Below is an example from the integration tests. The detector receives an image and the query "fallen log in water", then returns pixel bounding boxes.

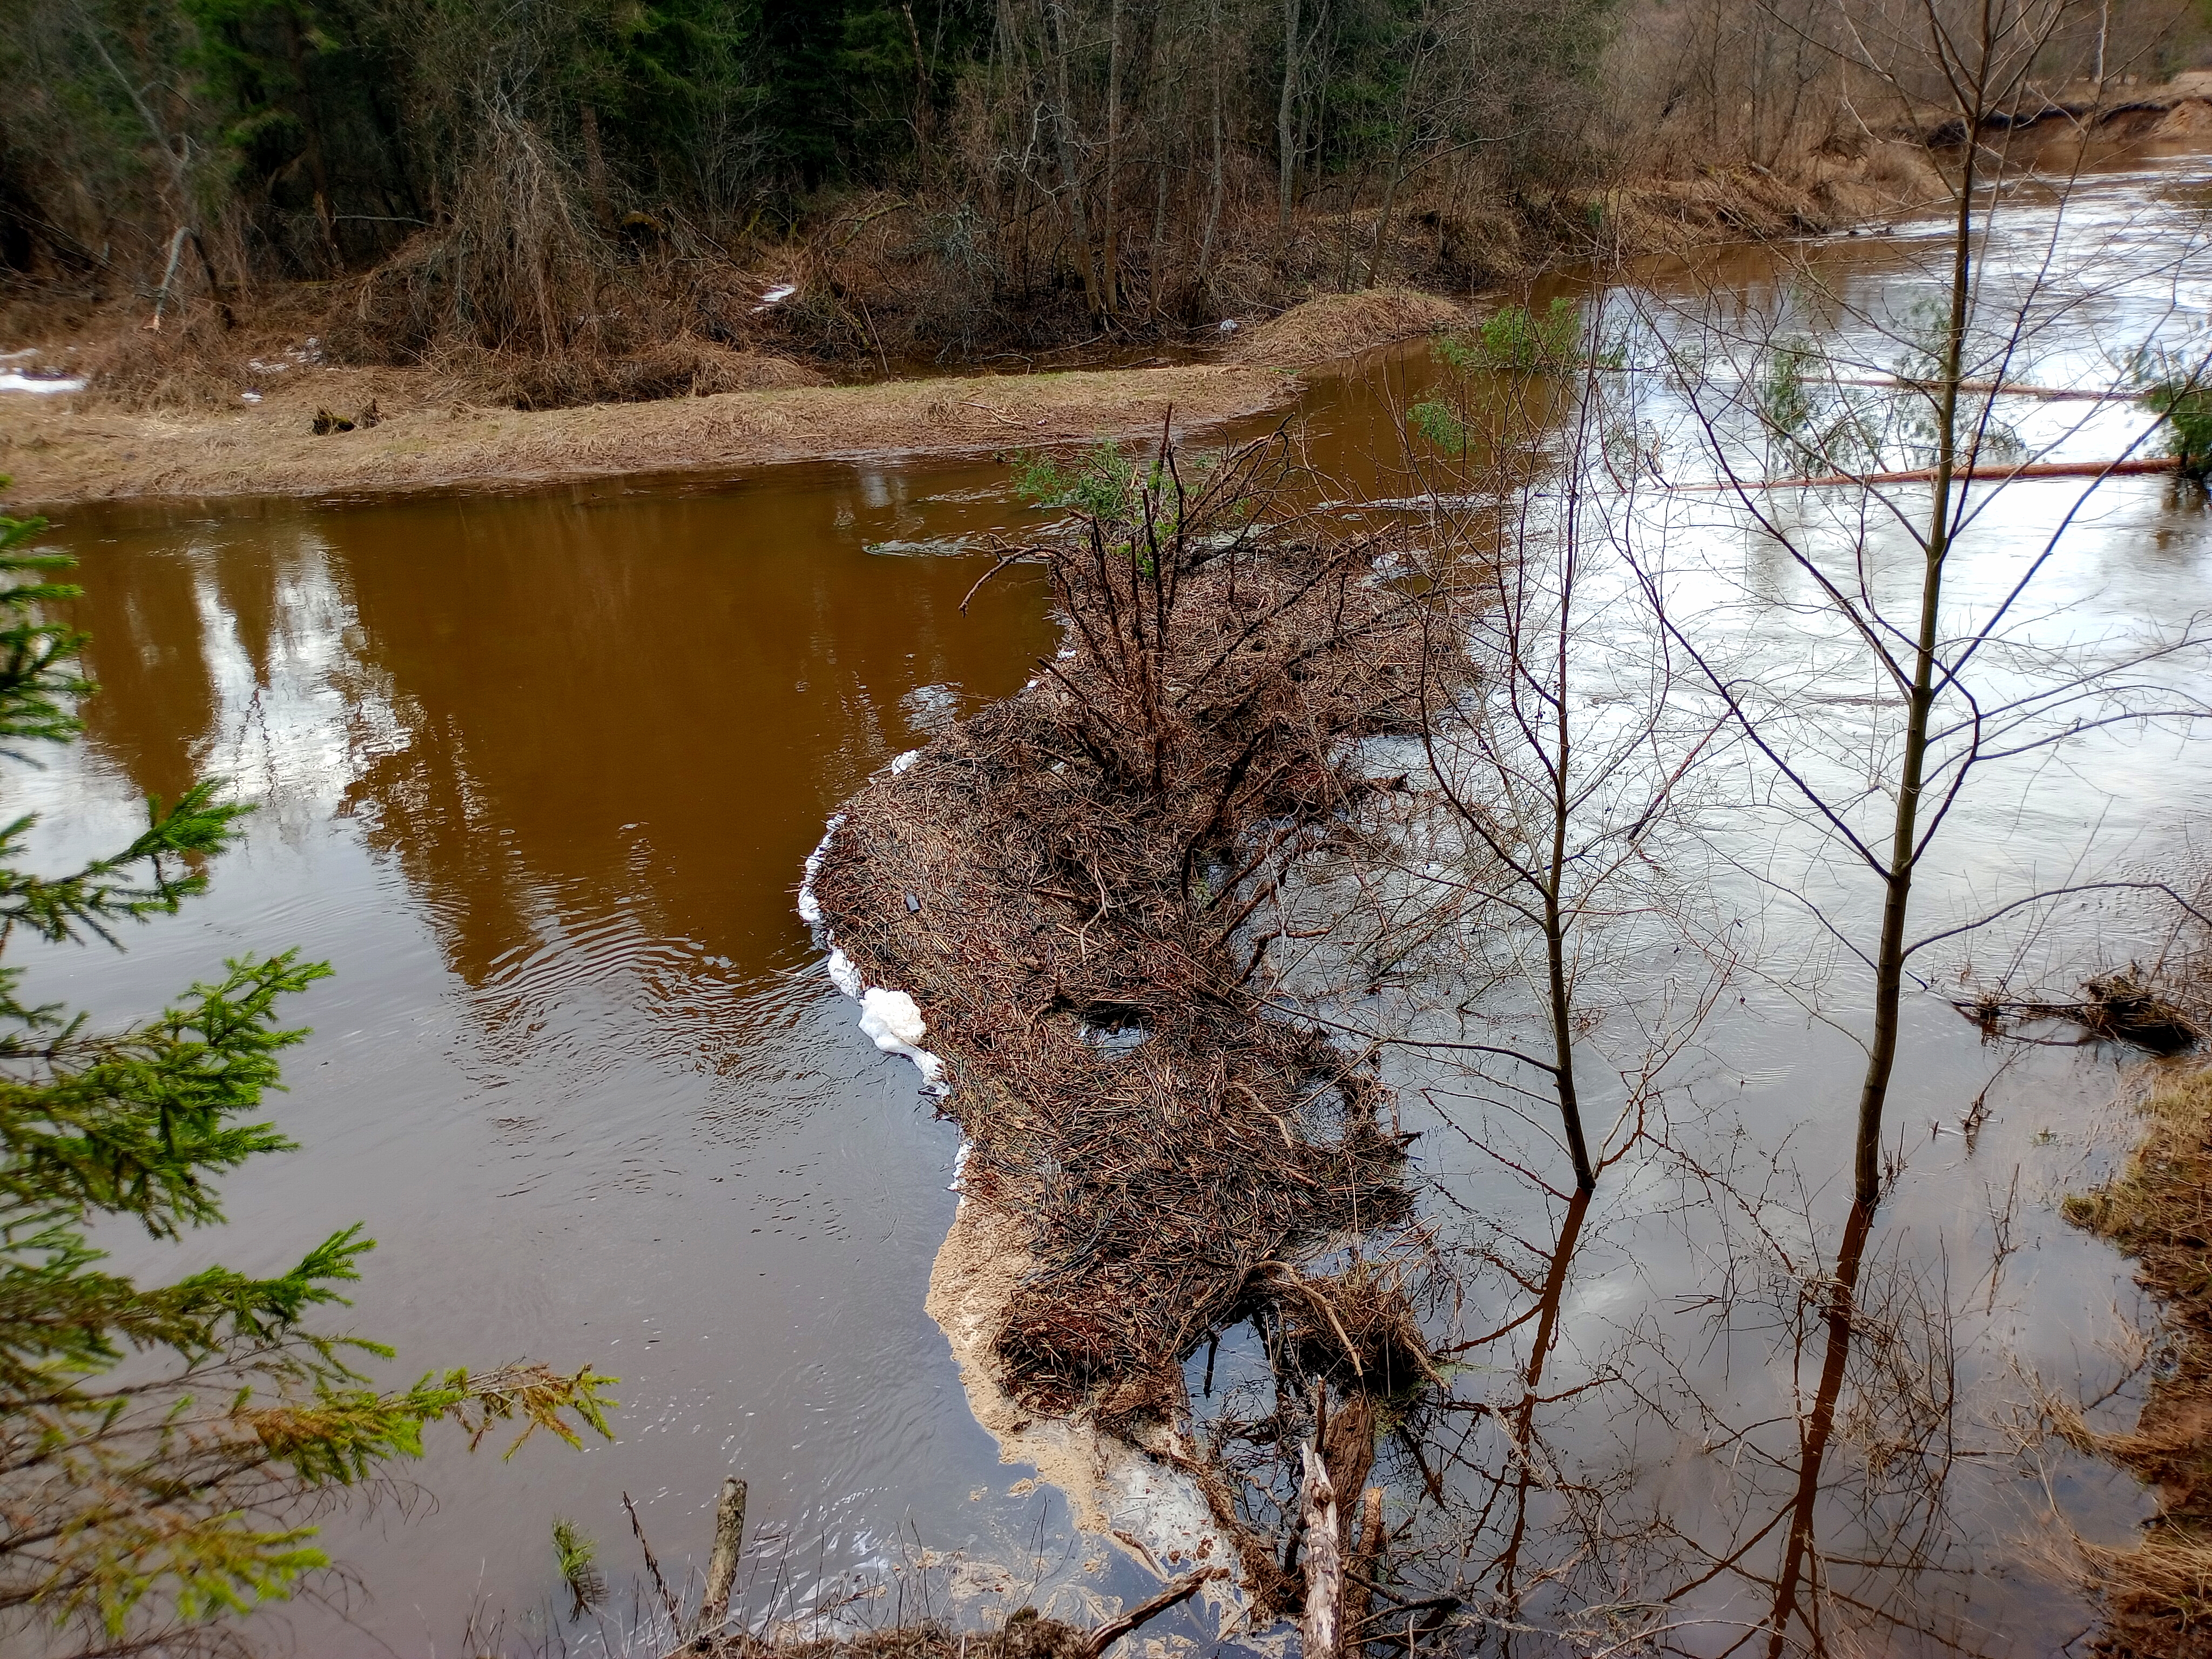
[697,1476,748,1638]
[1827,376,2134,402]
[1674,456,2180,492]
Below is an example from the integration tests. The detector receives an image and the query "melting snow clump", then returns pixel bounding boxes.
[0,373,85,395]
[799,812,950,1094]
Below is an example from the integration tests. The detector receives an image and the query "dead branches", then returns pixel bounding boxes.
[812,434,1445,1604]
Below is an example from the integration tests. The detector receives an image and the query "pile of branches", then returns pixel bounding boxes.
[1960,965,2204,1054]
[812,430,1446,1599]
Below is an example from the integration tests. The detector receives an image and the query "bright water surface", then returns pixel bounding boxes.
[16,148,2212,1656]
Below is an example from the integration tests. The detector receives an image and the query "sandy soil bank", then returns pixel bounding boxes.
[0,358,1304,511]
[1224,288,1468,367]
[925,1199,1242,1606]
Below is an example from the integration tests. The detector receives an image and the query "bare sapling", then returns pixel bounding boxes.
[1395,296,1727,1193]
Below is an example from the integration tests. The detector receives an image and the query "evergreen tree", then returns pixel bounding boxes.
[0,483,614,1657]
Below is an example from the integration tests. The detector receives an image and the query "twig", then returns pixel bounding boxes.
[1084,1567,1224,1657]
[624,1490,683,1634]
[960,548,1036,612]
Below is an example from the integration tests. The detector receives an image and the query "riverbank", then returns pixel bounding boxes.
[0,357,1309,511]
[2065,1060,2212,1658]
[0,132,2027,517]
[17,97,2212,515]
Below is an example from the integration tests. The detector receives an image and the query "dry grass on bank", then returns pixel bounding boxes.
[1226,289,1469,367]
[0,356,1299,510]
[811,435,1443,1610]
[2063,1063,2212,1658]
[64,295,834,415]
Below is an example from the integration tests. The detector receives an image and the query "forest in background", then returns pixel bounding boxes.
[0,0,2205,401]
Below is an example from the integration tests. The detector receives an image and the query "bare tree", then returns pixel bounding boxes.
[1373,302,1733,1193]
[1626,0,2212,1211]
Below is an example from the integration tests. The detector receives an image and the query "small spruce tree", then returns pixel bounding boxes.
[0,484,614,1656]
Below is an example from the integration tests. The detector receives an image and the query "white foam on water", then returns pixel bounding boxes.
[860,985,927,1048]
[800,812,951,1094]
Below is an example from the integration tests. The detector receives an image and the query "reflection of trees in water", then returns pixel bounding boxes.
[63,492,1056,1023]
[71,547,217,808]
[1315,1149,2045,1659]
[73,530,359,835]
[1163,943,2038,1658]
[1623,1187,1970,1658]
[318,492,1054,992]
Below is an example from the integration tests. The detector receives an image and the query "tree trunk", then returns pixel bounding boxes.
[1042,0,1104,316]
[696,1476,747,1636]
[1277,0,1301,231]
[1104,0,1123,315]
[1365,154,1404,289]
[579,103,613,232]
[1197,0,1225,296]
[1547,538,1596,1192]
[901,1,934,166]
[1298,1442,1342,1659]
[1851,109,1978,1211]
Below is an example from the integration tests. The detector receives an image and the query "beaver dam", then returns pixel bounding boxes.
[809,433,1453,1627]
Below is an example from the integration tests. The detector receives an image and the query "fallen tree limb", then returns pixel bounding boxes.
[1084,1567,1224,1657]
[1675,456,2179,492]
[695,1476,747,1637]
[1827,375,2132,402]
[1299,1443,1343,1659]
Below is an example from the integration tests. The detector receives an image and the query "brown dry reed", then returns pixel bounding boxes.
[811,429,1447,1607]
[2063,1062,2212,1657]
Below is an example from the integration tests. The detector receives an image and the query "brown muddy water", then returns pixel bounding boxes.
[14,150,2212,1656]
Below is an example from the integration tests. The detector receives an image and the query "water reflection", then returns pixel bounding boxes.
[1190,153,2212,1657]
[72,543,216,808]
[38,470,1090,1655]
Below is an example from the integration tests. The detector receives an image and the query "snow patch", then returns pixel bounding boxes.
[0,373,84,395]
[891,747,923,773]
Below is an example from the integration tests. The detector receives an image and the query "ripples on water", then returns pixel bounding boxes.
[18,152,2212,1655]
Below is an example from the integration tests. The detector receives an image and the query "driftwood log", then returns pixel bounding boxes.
[1083,1567,1224,1658]
[698,1476,748,1636]
[1299,1444,1344,1659]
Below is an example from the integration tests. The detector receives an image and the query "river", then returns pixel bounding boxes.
[16,147,2212,1656]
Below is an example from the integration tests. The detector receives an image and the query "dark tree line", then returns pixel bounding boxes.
[1,0,2197,367]
[0,0,1613,351]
